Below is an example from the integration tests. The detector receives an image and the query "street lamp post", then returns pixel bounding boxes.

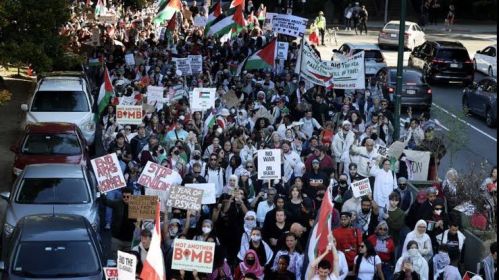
[393,0,406,140]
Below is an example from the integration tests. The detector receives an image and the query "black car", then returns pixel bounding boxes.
[408,41,474,85]
[462,77,497,127]
[0,214,106,280]
[375,67,432,110]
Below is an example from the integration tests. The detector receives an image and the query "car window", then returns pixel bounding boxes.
[31,91,89,112]
[436,48,470,60]
[17,178,90,204]
[12,241,100,278]
[421,43,433,56]
[21,133,82,155]
[414,24,422,31]
[490,47,496,57]
[383,23,409,31]
[389,70,425,84]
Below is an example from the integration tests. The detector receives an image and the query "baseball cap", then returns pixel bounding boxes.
[312,159,320,165]
[397,177,407,184]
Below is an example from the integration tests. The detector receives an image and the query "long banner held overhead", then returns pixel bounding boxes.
[272,14,308,37]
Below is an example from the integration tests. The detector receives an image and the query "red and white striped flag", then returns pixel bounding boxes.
[140,202,165,280]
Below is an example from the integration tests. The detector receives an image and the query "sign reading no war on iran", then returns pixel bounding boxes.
[272,14,308,37]
[257,149,282,180]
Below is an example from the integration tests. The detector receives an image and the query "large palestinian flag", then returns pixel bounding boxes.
[237,38,276,74]
[205,4,245,37]
[153,0,182,25]
[207,0,223,24]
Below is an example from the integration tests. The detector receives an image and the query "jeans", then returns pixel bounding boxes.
[382,263,394,280]
[105,189,122,224]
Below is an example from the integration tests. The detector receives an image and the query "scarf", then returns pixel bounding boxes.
[357,211,371,232]
[375,221,390,241]
[433,252,450,274]
[239,250,264,279]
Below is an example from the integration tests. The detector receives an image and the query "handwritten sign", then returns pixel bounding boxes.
[351,178,371,198]
[189,55,203,74]
[147,86,166,110]
[257,149,282,180]
[117,251,136,280]
[116,105,143,125]
[128,195,158,220]
[272,14,308,37]
[276,41,289,60]
[138,161,179,191]
[172,239,215,273]
[172,57,192,75]
[185,183,216,204]
[91,153,126,193]
[167,186,204,211]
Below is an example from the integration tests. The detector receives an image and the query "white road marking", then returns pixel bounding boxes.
[432,102,497,142]
[433,119,449,131]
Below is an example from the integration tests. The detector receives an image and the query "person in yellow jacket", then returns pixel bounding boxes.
[314,11,327,46]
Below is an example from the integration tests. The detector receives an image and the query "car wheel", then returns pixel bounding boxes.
[462,96,471,115]
[488,66,494,77]
[485,108,496,127]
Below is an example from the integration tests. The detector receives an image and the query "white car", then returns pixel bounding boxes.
[332,42,387,77]
[378,20,426,50]
[21,75,96,145]
[474,44,497,77]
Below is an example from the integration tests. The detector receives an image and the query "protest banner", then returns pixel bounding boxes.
[172,57,192,75]
[116,105,143,125]
[327,51,365,89]
[193,15,208,27]
[403,149,431,181]
[276,41,289,60]
[124,53,135,66]
[167,186,204,211]
[91,153,126,193]
[272,14,308,37]
[189,55,203,74]
[117,251,136,280]
[263,12,277,31]
[351,178,372,198]
[185,183,216,204]
[147,85,166,110]
[191,88,216,111]
[104,267,118,280]
[172,239,215,273]
[128,195,158,220]
[257,149,282,180]
[98,14,117,24]
[139,161,183,212]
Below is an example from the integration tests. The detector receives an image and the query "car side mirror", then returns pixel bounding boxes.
[0,192,10,201]
[476,50,481,54]
[21,104,28,112]
[332,49,339,53]
[9,144,18,153]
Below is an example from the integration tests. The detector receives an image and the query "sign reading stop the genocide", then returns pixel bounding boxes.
[351,178,372,198]
[257,149,282,180]
[138,161,179,191]
[90,153,126,193]
[172,239,215,273]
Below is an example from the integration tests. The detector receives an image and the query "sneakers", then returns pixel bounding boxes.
[105,223,111,230]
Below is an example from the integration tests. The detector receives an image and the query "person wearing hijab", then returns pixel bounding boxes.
[393,257,422,280]
[238,212,274,266]
[395,241,429,280]
[402,220,433,262]
[367,221,396,280]
[429,244,450,280]
[235,250,265,280]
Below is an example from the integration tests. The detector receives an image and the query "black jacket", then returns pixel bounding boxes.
[102,195,136,242]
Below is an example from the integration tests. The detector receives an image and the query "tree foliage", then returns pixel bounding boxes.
[0,0,71,72]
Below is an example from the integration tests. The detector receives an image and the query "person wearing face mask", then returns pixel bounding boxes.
[395,241,429,280]
[426,199,449,252]
[238,226,274,267]
[235,250,265,280]
[429,244,450,280]
[394,177,413,214]
[186,150,206,174]
[333,174,353,211]
[332,120,355,177]
[193,219,219,244]
[367,221,396,280]
[402,220,434,262]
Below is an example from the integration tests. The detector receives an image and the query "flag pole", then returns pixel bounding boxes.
[297,37,305,84]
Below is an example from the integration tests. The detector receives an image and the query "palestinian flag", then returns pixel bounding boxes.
[166,12,177,31]
[204,7,237,37]
[303,187,335,279]
[153,0,182,25]
[203,109,217,137]
[207,0,223,23]
[237,38,276,74]
[199,90,211,99]
[96,67,114,120]
[230,0,245,9]
[231,4,247,35]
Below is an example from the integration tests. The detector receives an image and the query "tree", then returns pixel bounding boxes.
[0,0,71,73]
[433,107,469,167]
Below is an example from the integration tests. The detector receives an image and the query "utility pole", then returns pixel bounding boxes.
[384,0,389,23]
[393,0,406,140]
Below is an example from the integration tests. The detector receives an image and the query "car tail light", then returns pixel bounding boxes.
[464,60,473,64]
[388,87,395,93]
[432,59,445,64]
[404,32,409,37]
[427,88,432,95]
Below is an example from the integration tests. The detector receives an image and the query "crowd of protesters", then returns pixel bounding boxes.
[57,1,498,280]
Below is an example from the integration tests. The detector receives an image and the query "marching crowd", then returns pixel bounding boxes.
[60,1,497,280]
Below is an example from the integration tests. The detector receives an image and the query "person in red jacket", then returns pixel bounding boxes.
[333,212,363,272]
[367,221,396,280]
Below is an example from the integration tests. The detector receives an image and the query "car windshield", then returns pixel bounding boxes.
[383,23,410,31]
[17,178,90,204]
[22,133,82,155]
[31,91,89,112]
[12,241,100,278]
[390,70,425,84]
[436,49,470,60]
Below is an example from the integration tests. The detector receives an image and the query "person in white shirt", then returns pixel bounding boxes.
[350,138,379,178]
[255,188,277,226]
[282,141,303,184]
[240,140,257,165]
[202,153,225,198]
[353,241,384,280]
[370,158,398,212]
[332,120,355,176]
[300,110,323,139]
[402,220,434,262]
[306,237,341,280]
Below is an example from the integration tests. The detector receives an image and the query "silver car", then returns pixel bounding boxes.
[1,164,99,251]
[378,20,426,50]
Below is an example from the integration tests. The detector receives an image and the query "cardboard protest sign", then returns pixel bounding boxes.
[172,239,215,273]
[167,186,204,211]
[185,183,216,204]
[124,53,135,66]
[388,141,406,159]
[140,161,183,212]
[117,251,136,280]
[172,57,192,75]
[276,41,289,60]
[98,14,117,24]
[91,153,126,193]
[191,88,216,111]
[103,267,118,280]
[257,149,282,180]
[189,55,203,74]
[147,86,166,110]
[271,14,308,37]
[351,178,372,198]
[221,89,240,108]
[403,149,431,181]
[116,105,143,125]
[128,195,158,220]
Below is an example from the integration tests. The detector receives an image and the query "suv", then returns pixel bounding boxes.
[332,43,387,77]
[408,41,474,85]
[21,74,96,145]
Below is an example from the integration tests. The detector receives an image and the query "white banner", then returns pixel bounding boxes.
[173,57,192,75]
[257,149,282,180]
[185,183,216,204]
[188,55,203,74]
[276,41,289,60]
[403,149,431,181]
[116,105,143,125]
[117,251,136,280]
[191,88,216,111]
[264,13,277,31]
[327,51,366,89]
[90,153,126,193]
[271,14,308,37]
[351,178,372,198]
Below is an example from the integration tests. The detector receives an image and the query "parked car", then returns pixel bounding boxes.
[462,77,497,127]
[1,164,100,251]
[375,67,432,110]
[473,44,497,77]
[10,123,89,177]
[21,74,96,145]
[378,20,426,50]
[332,42,387,77]
[0,214,105,280]
[408,40,474,85]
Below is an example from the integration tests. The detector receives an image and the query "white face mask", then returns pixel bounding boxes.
[408,248,419,257]
[434,210,443,215]
[169,227,179,236]
[202,226,212,234]
[251,235,261,242]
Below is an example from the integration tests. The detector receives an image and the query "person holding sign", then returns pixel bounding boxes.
[370,158,398,214]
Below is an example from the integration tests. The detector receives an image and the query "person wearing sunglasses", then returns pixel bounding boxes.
[353,241,385,280]
[367,221,396,280]
[202,153,225,198]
